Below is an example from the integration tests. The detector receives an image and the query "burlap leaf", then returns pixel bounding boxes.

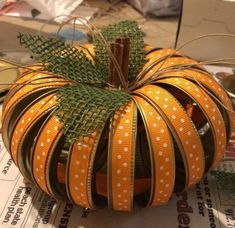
[18,21,144,144]
[94,20,146,82]
[18,33,106,85]
[54,83,131,144]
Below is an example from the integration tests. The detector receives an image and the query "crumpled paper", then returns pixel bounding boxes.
[24,0,84,22]
[127,0,181,17]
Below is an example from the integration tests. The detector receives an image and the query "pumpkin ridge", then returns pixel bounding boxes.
[1,21,234,212]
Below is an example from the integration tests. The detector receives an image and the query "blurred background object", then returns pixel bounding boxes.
[176,0,235,63]
[0,0,16,10]
[0,0,98,23]
[127,0,182,17]
[215,71,235,109]
[0,0,5,9]
[0,0,181,62]
[24,0,84,22]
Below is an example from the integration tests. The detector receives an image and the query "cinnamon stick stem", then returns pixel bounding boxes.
[108,38,130,87]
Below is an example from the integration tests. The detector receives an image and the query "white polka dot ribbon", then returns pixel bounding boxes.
[10,93,57,180]
[2,76,66,152]
[66,131,101,209]
[143,49,199,81]
[108,100,137,211]
[1,45,233,212]
[135,85,205,188]
[2,76,66,121]
[145,48,181,61]
[158,77,227,169]
[31,115,63,198]
[133,96,175,206]
[144,48,206,74]
[158,68,235,132]
[9,68,49,90]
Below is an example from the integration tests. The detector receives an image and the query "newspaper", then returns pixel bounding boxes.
[0,66,234,228]
[0,137,234,228]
